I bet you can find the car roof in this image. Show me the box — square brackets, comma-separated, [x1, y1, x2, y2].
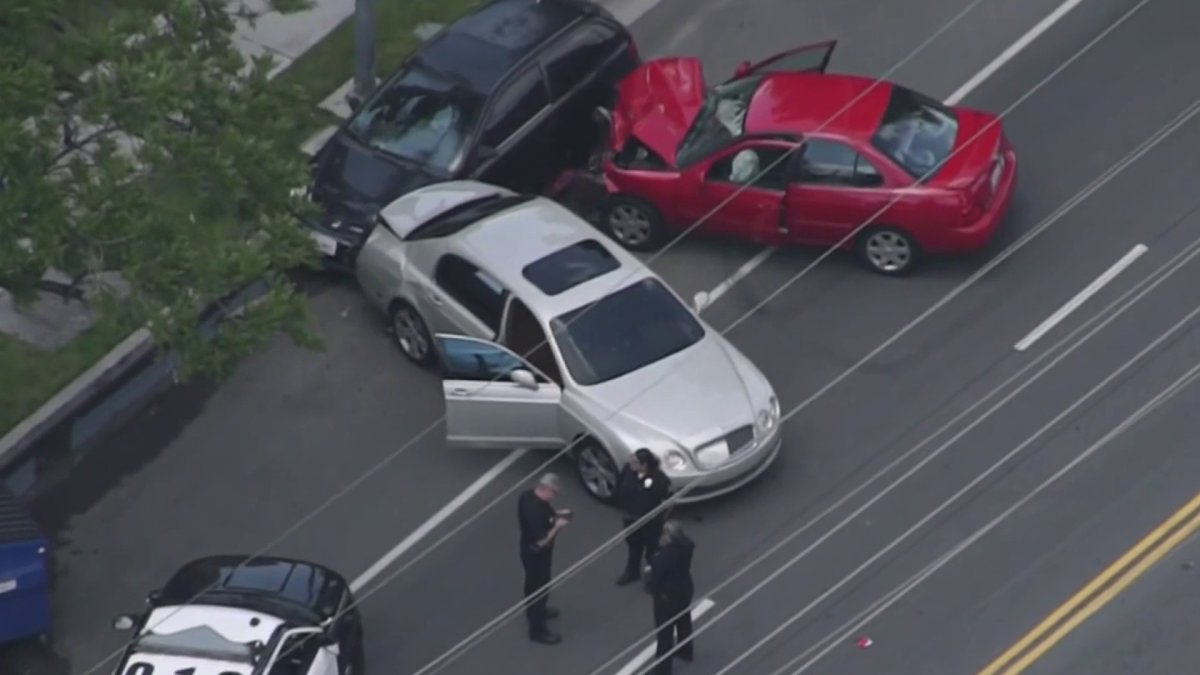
[422, 0, 585, 95]
[745, 72, 893, 139]
[450, 198, 653, 319]
[163, 555, 345, 613]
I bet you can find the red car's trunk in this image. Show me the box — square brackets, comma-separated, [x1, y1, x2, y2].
[928, 108, 1007, 221]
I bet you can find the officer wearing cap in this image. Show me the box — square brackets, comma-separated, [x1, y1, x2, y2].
[614, 448, 672, 586]
[517, 472, 571, 644]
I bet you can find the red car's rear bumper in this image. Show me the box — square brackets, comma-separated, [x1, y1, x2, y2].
[934, 146, 1018, 253]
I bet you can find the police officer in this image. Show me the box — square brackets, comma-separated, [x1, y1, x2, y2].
[614, 449, 672, 586]
[646, 520, 695, 674]
[517, 473, 571, 644]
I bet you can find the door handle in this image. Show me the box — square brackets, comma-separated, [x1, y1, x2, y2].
[451, 388, 468, 396]
[428, 292, 444, 306]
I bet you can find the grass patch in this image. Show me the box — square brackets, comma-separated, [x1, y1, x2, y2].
[0, 315, 139, 437]
[278, 0, 485, 110]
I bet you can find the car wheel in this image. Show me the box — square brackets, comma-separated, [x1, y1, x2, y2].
[859, 226, 921, 276]
[605, 196, 666, 251]
[574, 438, 619, 503]
[389, 301, 434, 366]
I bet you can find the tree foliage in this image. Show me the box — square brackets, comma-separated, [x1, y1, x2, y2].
[0, 0, 322, 377]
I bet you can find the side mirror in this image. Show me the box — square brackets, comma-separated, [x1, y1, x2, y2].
[733, 61, 752, 78]
[692, 291, 710, 313]
[510, 368, 538, 390]
[146, 590, 161, 605]
[113, 615, 136, 631]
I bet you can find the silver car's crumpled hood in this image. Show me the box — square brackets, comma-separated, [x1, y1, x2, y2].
[582, 335, 757, 452]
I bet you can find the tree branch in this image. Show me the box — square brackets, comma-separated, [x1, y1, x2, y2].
[50, 121, 118, 167]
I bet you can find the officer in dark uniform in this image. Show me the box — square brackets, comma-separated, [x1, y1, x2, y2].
[517, 473, 571, 644]
[646, 519, 695, 675]
[614, 449, 672, 586]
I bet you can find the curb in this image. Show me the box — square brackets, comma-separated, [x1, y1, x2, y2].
[0, 281, 271, 497]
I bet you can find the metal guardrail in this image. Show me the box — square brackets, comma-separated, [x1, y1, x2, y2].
[0, 279, 270, 496]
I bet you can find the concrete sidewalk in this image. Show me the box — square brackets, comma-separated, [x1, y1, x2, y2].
[233, 0, 355, 78]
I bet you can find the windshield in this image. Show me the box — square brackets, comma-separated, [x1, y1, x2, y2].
[870, 86, 958, 179]
[676, 76, 764, 167]
[345, 62, 484, 174]
[135, 625, 256, 662]
[550, 278, 705, 386]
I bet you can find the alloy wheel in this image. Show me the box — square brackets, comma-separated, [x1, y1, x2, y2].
[864, 230, 913, 273]
[608, 204, 653, 247]
[577, 443, 618, 500]
[392, 307, 430, 362]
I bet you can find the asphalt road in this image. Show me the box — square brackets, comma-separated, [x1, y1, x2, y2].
[25, 0, 1200, 674]
[1021, 527, 1200, 675]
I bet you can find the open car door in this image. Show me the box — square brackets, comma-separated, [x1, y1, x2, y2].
[308, 646, 340, 675]
[434, 334, 565, 450]
[729, 40, 837, 81]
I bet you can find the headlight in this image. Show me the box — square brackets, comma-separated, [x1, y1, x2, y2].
[663, 450, 689, 472]
[757, 396, 780, 432]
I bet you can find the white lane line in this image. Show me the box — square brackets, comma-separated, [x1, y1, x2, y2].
[614, 598, 717, 675]
[349, 449, 527, 592]
[702, 247, 776, 311]
[698, 0, 1091, 308]
[1014, 244, 1148, 352]
[943, 0, 1088, 105]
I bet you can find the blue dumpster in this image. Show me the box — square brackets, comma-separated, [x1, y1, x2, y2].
[0, 487, 51, 645]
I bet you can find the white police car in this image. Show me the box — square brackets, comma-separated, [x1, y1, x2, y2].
[110, 555, 365, 675]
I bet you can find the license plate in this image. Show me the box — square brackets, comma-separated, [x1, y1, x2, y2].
[310, 231, 339, 256]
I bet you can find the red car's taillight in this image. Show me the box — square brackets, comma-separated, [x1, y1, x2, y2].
[627, 40, 640, 62]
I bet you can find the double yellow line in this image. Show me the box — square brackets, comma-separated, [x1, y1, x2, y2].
[978, 489, 1200, 674]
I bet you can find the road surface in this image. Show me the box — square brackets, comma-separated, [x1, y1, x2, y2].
[24, 0, 1200, 674]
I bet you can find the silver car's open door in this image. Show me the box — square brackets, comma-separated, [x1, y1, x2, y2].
[434, 334, 566, 450]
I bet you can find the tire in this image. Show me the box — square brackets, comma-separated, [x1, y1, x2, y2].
[574, 437, 619, 503]
[858, 226, 922, 276]
[604, 196, 667, 251]
[389, 300, 435, 366]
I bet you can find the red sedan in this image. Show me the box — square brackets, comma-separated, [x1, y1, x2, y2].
[599, 40, 1017, 275]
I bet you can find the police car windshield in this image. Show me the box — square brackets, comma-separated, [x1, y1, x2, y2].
[136, 625, 255, 662]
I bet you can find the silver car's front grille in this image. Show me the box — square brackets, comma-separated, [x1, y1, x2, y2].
[725, 425, 755, 455]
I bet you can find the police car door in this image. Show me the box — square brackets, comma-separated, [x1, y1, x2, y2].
[306, 646, 340, 675]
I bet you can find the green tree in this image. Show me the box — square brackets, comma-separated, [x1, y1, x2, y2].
[0, 0, 321, 377]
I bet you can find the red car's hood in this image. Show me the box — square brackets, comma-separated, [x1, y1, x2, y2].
[611, 57, 707, 167]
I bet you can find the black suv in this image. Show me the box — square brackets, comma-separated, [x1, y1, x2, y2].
[302, 0, 640, 269]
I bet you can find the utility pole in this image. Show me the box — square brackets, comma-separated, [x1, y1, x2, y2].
[351, 0, 377, 108]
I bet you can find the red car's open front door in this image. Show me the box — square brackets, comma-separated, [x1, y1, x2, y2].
[729, 39, 838, 81]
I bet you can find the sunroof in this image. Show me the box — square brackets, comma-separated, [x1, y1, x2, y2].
[522, 239, 620, 296]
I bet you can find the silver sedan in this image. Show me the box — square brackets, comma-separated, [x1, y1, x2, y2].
[356, 180, 783, 502]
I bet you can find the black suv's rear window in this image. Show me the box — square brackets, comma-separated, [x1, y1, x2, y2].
[522, 239, 620, 296]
